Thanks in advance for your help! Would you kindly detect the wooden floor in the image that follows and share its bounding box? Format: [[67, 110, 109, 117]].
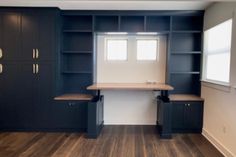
[[0, 126, 223, 157]]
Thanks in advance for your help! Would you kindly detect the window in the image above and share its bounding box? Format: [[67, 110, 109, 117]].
[[137, 39, 158, 60], [203, 19, 233, 84], [106, 39, 128, 61]]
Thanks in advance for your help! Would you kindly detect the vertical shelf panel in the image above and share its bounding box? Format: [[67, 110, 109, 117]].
[[146, 16, 170, 32], [120, 16, 144, 32]]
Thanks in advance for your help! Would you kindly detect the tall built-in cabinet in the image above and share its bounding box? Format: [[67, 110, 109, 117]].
[[0, 8, 60, 130]]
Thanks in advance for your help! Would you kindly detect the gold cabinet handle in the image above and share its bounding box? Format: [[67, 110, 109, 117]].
[[36, 64, 39, 74], [36, 49, 39, 59], [33, 49, 35, 59], [0, 48, 3, 59], [33, 64, 35, 74], [0, 64, 3, 73]]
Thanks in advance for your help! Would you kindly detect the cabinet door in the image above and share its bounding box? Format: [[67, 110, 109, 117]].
[[0, 12, 21, 61], [37, 10, 57, 61], [33, 62, 55, 129], [0, 63, 22, 128], [184, 102, 203, 130], [16, 63, 35, 129], [52, 101, 87, 130], [21, 10, 39, 61], [171, 102, 185, 130]]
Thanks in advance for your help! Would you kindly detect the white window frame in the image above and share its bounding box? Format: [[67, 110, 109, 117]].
[[136, 37, 159, 61], [202, 18, 233, 85], [105, 37, 128, 61]]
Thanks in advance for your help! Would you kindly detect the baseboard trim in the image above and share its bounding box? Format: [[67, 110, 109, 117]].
[[202, 128, 235, 157]]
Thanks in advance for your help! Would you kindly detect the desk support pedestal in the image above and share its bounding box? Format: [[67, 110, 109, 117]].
[[157, 90, 172, 139], [87, 95, 104, 138]]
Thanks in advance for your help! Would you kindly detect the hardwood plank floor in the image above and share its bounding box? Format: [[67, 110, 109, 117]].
[[0, 126, 223, 157]]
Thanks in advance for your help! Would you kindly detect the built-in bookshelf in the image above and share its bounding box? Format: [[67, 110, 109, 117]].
[[61, 15, 93, 94], [169, 15, 203, 95], [59, 11, 203, 96]]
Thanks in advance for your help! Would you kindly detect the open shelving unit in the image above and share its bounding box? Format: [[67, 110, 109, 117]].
[[169, 15, 203, 95], [60, 15, 94, 95]]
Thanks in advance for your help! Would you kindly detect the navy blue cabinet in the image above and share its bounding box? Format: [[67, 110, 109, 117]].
[[21, 9, 58, 61], [0, 11, 21, 61], [0, 8, 59, 130], [33, 62, 55, 129], [0, 63, 22, 129], [53, 101, 87, 131], [171, 101, 203, 133]]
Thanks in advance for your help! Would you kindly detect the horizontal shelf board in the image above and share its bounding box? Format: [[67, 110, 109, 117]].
[[170, 72, 200, 74], [62, 71, 92, 74], [63, 30, 93, 33], [171, 30, 202, 33], [145, 31, 170, 34], [170, 94, 204, 101], [62, 51, 93, 54], [171, 51, 202, 55]]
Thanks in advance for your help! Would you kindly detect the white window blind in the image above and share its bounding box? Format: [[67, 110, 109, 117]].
[[203, 19, 232, 84]]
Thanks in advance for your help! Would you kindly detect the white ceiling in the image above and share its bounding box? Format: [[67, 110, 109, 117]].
[[0, 0, 214, 10]]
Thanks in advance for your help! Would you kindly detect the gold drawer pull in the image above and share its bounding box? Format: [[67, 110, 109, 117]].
[[0, 48, 3, 59], [33, 49, 35, 59], [0, 64, 3, 73], [36, 49, 39, 59], [36, 64, 39, 74], [33, 64, 35, 74]]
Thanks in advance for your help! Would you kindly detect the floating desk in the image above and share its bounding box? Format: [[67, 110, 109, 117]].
[[87, 83, 174, 138]]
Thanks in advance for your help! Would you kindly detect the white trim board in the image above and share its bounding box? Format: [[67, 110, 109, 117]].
[[202, 128, 236, 157]]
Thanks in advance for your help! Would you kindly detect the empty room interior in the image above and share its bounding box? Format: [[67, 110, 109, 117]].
[[0, 0, 235, 157]]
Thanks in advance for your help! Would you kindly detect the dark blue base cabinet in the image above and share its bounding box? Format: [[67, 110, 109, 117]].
[[157, 98, 204, 138], [171, 101, 203, 133], [87, 96, 104, 138]]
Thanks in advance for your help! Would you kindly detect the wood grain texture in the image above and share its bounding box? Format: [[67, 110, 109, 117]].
[[0, 126, 223, 157], [170, 94, 204, 101], [87, 83, 174, 91], [54, 93, 93, 101]]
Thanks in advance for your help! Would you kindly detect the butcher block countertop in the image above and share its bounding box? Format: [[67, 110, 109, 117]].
[[169, 94, 204, 101], [54, 93, 93, 101], [87, 83, 174, 91]]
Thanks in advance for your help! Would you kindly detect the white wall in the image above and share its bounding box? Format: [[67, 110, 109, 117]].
[[202, 2, 236, 157], [96, 35, 167, 124]]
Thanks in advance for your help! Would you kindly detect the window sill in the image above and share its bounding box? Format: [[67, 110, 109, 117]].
[[201, 80, 230, 87], [201, 80, 231, 93]]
